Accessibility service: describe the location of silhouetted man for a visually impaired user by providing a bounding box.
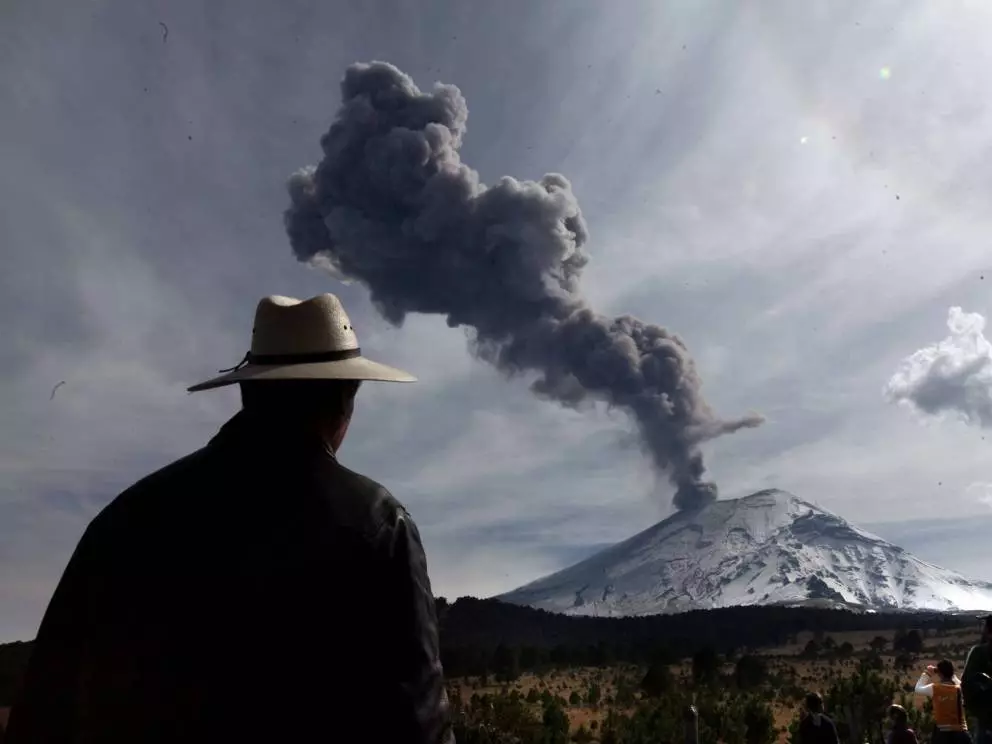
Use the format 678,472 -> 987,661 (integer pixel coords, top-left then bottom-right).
7,294 -> 454,743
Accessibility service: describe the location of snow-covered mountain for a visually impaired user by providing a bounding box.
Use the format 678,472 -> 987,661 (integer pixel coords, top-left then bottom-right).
499,489 -> 992,617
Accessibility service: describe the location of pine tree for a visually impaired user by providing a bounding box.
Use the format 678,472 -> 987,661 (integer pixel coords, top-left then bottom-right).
542,699 -> 570,744
587,682 -> 602,706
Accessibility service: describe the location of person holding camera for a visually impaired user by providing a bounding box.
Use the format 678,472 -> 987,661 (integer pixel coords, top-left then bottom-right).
916,659 -> 972,744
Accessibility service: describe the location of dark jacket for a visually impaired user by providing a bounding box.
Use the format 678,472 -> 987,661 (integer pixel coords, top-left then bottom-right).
799,713 -> 840,744
6,410 -> 454,744
888,724 -> 920,744
963,642 -> 992,725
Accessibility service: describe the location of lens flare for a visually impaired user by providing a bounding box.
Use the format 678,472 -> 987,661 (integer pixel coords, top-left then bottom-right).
879,67 -> 892,80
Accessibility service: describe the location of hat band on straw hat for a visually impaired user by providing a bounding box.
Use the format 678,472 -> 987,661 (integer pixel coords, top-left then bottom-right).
218,348 -> 362,374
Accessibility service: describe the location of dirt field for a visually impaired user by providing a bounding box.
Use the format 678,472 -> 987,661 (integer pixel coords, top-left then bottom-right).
452,625 -> 983,740
456,666 -> 627,733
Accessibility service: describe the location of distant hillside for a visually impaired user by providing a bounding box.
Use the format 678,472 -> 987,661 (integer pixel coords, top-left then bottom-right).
436,596 -> 981,676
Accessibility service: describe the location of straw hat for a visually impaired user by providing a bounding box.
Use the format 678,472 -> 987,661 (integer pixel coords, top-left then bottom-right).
187,294 -> 416,392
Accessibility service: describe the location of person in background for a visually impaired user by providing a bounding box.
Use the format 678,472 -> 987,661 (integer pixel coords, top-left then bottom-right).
962,616 -> 992,744
6,294 -> 453,744
916,660 -> 972,744
888,704 -> 920,744
799,692 -> 841,744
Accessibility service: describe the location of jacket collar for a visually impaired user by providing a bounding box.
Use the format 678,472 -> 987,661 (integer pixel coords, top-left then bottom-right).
208,409 -> 337,460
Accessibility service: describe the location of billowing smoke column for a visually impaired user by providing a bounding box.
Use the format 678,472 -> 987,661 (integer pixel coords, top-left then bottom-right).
284,61 -> 763,511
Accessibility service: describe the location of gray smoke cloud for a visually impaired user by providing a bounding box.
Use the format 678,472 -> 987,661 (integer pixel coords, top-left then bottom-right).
885,306 -> 992,427
283,61 -> 763,511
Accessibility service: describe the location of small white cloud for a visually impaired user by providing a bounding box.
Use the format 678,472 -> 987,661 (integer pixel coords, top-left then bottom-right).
966,481 -> 992,509
884,307 -> 992,428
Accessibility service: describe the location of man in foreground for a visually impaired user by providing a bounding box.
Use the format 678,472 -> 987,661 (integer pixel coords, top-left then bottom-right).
7,293 -> 453,743
963,616 -> 992,743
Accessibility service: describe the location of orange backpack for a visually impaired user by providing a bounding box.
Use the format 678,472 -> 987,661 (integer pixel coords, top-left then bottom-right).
932,681 -> 967,731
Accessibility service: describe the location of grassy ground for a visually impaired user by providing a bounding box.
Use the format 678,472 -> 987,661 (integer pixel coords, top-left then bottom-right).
452,625 -> 982,740
0,626 -> 979,740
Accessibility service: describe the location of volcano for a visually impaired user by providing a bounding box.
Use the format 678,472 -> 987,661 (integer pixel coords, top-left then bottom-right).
499,489 -> 992,616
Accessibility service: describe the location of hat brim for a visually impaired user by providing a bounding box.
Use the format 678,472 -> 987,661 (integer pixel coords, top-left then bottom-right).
187,355 -> 416,393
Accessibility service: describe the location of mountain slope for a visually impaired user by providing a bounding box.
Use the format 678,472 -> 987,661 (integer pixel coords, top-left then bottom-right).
499,490 -> 992,617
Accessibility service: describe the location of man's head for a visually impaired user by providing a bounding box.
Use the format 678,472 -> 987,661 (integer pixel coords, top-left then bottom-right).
805,692 -> 823,714
888,704 -> 908,726
239,379 -> 361,451
936,659 -> 954,681
982,615 -> 992,643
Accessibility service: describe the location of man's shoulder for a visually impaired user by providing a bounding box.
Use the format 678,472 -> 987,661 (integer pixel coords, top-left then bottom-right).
799,715 -> 837,731
965,643 -> 991,672
86,438 -> 416,554
92,448 -> 211,527
65,448 -> 212,563
315,458 -> 411,541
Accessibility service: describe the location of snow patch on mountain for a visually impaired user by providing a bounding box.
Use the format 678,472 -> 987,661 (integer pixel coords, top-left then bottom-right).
499,490 -> 992,617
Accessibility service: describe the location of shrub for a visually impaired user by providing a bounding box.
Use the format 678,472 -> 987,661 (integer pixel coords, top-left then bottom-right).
587,682 -> 602,706
735,655 -> 769,690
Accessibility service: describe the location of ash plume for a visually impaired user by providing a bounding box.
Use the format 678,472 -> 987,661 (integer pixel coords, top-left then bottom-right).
283,61 -> 763,510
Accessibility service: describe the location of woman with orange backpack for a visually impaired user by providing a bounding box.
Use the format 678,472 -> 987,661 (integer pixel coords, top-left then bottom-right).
916,660 -> 973,744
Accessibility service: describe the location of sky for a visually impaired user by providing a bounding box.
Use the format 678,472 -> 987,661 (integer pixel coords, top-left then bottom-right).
4,0 -> 992,641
